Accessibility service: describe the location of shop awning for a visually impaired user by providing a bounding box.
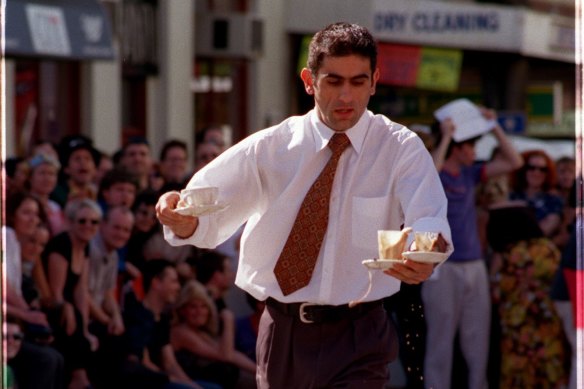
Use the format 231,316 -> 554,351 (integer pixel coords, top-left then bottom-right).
5,0 -> 115,60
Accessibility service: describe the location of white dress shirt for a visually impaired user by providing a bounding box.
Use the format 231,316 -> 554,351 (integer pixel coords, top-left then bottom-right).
4,226 -> 23,296
166,110 -> 451,305
88,233 -> 118,307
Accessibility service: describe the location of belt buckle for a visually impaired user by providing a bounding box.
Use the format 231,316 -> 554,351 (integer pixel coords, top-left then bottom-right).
299,302 -> 317,323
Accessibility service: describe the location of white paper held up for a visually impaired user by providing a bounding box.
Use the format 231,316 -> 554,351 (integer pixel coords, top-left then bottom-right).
434,98 -> 497,142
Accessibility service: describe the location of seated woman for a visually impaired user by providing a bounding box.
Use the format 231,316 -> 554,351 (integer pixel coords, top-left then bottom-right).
5,192 -> 65,389
42,198 -> 102,389
171,281 -> 256,389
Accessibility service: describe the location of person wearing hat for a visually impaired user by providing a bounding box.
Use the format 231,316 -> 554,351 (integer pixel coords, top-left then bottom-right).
52,136 -> 100,208
423,106 -> 523,389
27,153 -> 65,237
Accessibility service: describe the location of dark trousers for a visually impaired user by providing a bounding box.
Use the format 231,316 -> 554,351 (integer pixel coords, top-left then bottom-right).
9,341 -> 65,389
257,301 -> 397,389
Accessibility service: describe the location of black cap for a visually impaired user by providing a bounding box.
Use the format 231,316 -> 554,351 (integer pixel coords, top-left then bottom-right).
58,135 -> 101,167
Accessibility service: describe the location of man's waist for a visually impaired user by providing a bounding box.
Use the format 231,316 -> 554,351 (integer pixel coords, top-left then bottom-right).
266,297 -> 383,324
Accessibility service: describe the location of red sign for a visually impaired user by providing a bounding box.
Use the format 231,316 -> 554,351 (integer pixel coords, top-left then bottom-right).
377,43 -> 421,87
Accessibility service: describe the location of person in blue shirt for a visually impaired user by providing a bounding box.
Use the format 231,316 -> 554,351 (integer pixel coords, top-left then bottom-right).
424,109 -> 523,389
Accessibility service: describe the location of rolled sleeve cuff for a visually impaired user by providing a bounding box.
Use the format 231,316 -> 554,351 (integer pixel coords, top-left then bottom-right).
411,216 -> 454,257
163,216 -> 211,247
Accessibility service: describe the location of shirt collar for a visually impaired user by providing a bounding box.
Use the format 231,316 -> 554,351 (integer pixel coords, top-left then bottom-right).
310,109 -> 371,155
91,233 -> 114,258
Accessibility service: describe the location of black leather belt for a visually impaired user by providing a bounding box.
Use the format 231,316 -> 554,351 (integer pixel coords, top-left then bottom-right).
266,298 -> 383,324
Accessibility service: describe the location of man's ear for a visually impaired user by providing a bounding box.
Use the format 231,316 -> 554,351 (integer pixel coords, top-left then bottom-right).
371,67 -> 380,96
300,68 -> 315,95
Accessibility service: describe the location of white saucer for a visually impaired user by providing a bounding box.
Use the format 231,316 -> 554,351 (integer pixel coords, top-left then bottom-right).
402,251 -> 448,264
175,202 -> 228,217
362,258 -> 404,270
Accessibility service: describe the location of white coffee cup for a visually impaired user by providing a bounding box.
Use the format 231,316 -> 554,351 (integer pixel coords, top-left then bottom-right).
179,187 -> 218,207
414,231 -> 440,252
377,227 -> 412,259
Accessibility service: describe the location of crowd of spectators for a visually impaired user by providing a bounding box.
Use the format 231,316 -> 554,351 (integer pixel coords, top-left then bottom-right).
3,118 -> 577,389
4,126 -> 258,389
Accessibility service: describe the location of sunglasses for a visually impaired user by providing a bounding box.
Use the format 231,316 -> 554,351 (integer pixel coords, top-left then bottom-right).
526,165 -> 548,173
6,333 -> 24,341
76,218 -> 100,226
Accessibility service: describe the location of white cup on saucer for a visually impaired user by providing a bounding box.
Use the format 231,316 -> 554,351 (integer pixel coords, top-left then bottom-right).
179,187 -> 218,207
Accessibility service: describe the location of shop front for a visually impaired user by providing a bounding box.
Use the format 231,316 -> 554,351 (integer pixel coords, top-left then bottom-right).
285,0 -> 575,139
4,0 -> 115,157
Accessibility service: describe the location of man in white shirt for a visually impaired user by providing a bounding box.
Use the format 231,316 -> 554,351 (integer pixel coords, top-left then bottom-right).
88,206 -> 134,335
87,206 -> 134,385
157,22 -> 452,388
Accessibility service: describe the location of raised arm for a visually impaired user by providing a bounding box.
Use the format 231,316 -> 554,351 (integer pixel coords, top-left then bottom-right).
47,252 -> 69,303
76,259 -> 99,351
32,258 -> 53,305
431,119 -> 455,171
482,108 -> 523,178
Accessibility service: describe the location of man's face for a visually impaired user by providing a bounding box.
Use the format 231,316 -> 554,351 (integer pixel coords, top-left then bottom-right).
158,267 -> 181,304
102,182 -> 137,208
453,142 -> 476,167
203,128 -> 226,151
101,210 -> 134,251
217,258 -> 235,292
556,162 -> 575,189
195,143 -> 221,171
134,203 -> 157,233
5,323 -> 23,359
160,147 -> 188,183
301,55 -> 379,132
66,149 -> 96,185
122,144 -> 152,177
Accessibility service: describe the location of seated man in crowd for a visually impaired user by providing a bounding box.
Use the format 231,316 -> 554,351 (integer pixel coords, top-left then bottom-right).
88,206 -> 135,384
121,259 -> 219,389
194,250 -> 235,314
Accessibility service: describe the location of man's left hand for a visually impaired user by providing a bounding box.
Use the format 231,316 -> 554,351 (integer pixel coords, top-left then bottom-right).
384,260 -> 434,284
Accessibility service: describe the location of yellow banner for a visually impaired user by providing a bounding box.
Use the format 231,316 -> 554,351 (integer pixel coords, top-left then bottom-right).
416,48 -> 462,92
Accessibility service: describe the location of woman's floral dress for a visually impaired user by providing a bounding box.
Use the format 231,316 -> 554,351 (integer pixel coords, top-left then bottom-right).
494,238 -> 567,388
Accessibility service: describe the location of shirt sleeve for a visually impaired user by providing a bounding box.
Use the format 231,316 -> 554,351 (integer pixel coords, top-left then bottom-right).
165,135 -> 264,249
394,135 -> 453,256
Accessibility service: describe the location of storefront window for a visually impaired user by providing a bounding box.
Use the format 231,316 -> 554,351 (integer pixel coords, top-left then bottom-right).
193,58 -> 248,143
14,60 -> 80,155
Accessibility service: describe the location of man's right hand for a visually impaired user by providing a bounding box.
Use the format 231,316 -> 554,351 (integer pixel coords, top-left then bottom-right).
155,191 -> 199,239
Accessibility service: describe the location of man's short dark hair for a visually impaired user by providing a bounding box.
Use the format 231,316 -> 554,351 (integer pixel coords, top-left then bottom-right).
99,168 -> 139,193
5,157 -> 24,178
131,189 -> 159,212
307,22 -> 377,76
159,139 -> 187,162
142,259 -> 174,292
122,136 -> 150,156
431,120 -> 480,159
194,250 -> 228,285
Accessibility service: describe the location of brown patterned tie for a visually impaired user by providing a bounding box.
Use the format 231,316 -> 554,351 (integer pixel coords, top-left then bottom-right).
274,133 -> 351,296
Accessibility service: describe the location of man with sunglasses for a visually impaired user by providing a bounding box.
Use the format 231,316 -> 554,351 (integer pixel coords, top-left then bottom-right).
425,108 -> 523,389
6,315 -> 65,389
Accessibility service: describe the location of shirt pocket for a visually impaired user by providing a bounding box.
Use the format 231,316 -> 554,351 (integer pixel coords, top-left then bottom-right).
352,196 -> 388,251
